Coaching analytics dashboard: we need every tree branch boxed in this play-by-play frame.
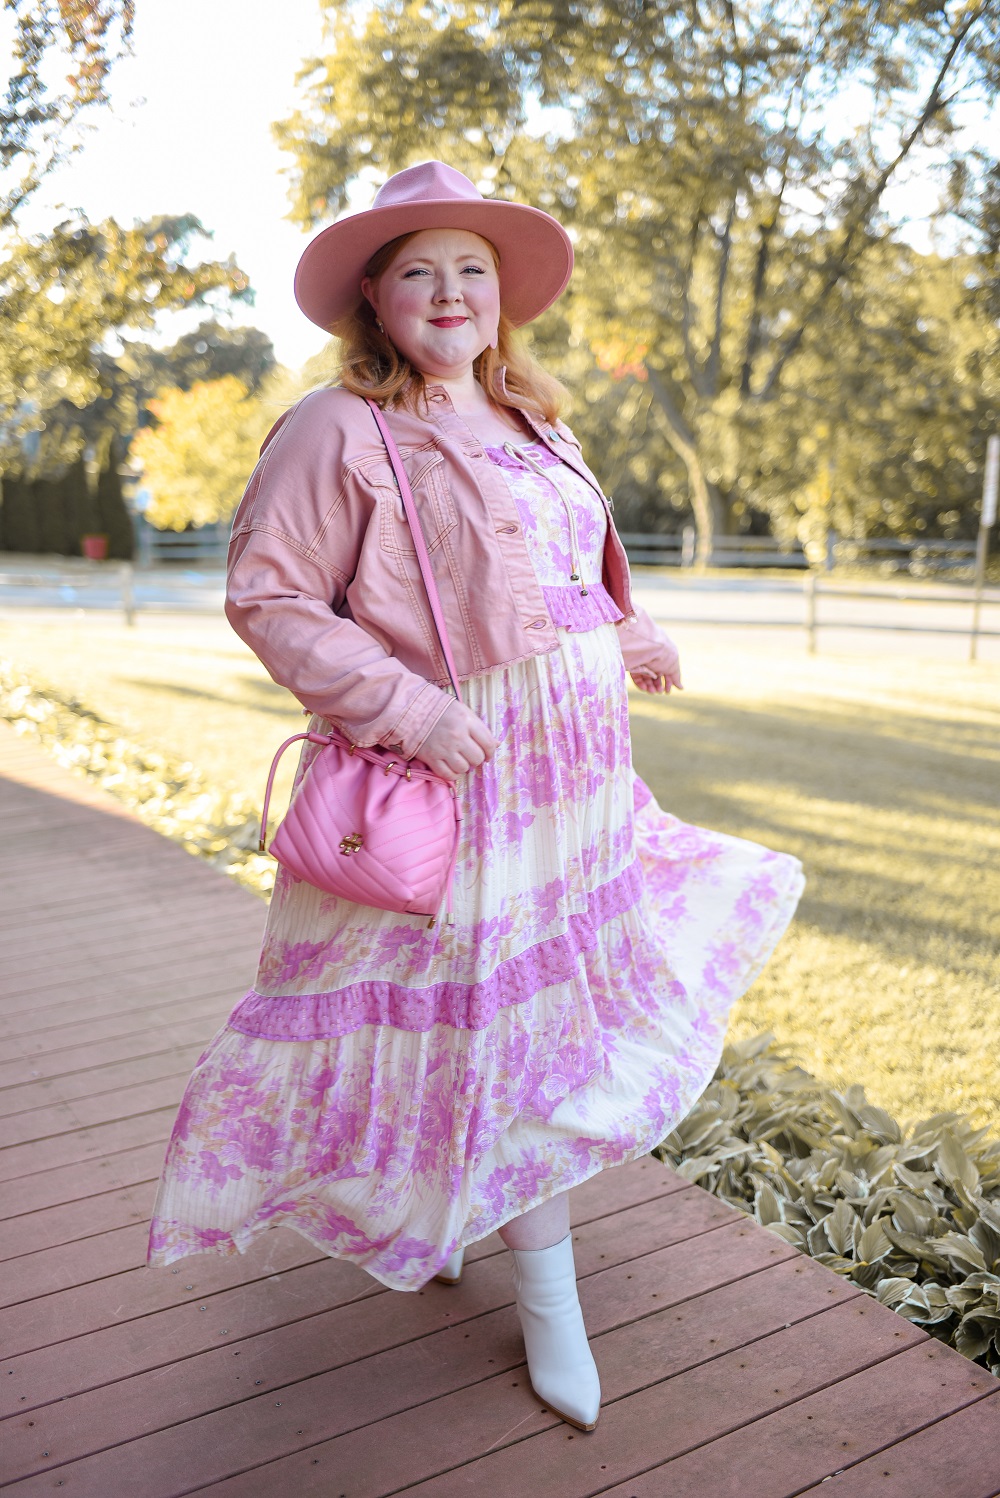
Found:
[756,5,985,401]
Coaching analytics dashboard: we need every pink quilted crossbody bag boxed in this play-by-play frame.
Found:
[258,399,463,926]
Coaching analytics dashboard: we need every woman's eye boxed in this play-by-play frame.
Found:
[462,265,486,275]
[402,267,430,277]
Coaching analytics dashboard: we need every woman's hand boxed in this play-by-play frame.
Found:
[629,635,683,695]
[414,699,499,780]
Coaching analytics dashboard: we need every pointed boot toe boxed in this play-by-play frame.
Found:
[511,1234,601,1431]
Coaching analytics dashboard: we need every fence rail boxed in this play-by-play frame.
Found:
[619,528,978,575]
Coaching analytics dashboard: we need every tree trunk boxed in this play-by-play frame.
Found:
[644,366,725,564]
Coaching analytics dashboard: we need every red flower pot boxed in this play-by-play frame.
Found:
[81,534,109,561]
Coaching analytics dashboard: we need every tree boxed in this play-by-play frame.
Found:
[130,376,272,531]
[277,0,1000,558]
[0,213,254,472]
[132,321,277,397]
[64,455,98,549]
[95,437,133,558]
[1,0,134,228]
[33,474,68,555]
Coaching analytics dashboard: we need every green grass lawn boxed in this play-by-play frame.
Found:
[2,610,997,1132]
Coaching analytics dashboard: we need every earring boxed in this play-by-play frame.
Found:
[375,317,385,333]
[489,330,499,350]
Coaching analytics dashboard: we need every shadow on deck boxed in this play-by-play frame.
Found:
[1,723,998,1497]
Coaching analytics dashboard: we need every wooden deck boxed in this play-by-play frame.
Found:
[2,720,999,1497]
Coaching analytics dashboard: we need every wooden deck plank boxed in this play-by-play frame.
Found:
[0,1047,205,1125]
[2,1228,814,1481]
[0,1222,152,1307]
[0,1105,186,1182]
[1,931,260,1008]
[0,1018,230,1093]
[367,1308,942,1498]
[123,1287,912,1498]
[2,1215,803,1493]
[0,1160,681,1351]
[593,1346,1000,1498]
[2,957,251,1030]
[1,1179,730,1411]
[0,1181,156,1260]
[3,1074,196,1150]
[0,1140,174,1220]
[0,1228,325,1365]
[796,1389,1000,1497]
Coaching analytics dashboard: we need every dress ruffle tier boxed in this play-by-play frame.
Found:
[147,442,803,1289]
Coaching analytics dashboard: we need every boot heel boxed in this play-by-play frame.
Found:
[434,1246,465,1285]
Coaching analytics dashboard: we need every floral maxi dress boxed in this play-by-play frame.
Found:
[148,440,804,1290]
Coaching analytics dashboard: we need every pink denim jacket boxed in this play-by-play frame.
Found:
[226,383,677,758]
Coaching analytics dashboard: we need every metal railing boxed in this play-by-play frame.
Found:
[135,522,228,568]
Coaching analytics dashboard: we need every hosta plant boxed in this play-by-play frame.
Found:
[655,1033,1000,1373]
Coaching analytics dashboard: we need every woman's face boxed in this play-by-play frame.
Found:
[362,228,500,380]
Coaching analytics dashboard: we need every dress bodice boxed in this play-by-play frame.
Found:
[483,441,624,632]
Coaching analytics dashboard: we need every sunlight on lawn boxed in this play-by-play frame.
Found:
[3,612,997,1131]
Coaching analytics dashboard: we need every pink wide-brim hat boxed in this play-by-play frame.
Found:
[294,160,574,331]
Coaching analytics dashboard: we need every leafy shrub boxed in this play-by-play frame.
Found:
[656,1033,1000,1373]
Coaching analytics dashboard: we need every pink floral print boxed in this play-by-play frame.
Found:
[147,449,804,1291]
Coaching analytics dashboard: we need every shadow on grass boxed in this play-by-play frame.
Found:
[121,674,301,718]
[629,689,998,977]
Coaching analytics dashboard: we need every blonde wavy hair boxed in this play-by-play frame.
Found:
[330,231,564,425]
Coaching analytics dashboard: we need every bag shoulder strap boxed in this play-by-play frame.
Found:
[365,398,462,699]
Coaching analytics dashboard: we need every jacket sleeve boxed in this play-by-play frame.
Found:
[616,601,681,679]
[225,394,454,759]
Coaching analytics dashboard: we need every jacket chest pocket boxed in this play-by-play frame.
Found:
[361,449,458,557]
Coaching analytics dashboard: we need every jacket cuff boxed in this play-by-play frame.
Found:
[385,680,456,761]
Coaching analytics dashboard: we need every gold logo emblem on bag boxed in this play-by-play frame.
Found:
[339,832,364,855]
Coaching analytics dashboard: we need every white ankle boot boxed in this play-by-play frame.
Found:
[434,1246,465,1285]
[511,1234,601,1431]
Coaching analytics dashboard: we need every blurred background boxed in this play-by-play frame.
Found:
[0,0,998,1128]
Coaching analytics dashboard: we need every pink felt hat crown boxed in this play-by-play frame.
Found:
[293,160,574,331]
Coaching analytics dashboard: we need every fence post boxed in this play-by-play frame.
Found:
[970,435,998,663]
[681,525,695,568]
[805,572,818,654]
[120,561,135,627]
[826,529,837,573]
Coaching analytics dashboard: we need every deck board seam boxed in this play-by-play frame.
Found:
[779,1383,1000,1498]
[0,1194,732,1351]
[380,1335,925,1498]
[17,1269,866,1490]
[2,1221,799,1421]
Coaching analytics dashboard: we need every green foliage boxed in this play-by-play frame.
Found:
[657,1034,1000,1375]
[130,376,272,531]
[0,213,253,475]
[1,0,134,227]
[277,0,1000,554]
[133,321,277,398]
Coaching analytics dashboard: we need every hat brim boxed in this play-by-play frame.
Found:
[293,198,574,331]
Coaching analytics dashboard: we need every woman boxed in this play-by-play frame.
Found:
[148,161,804,1433]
